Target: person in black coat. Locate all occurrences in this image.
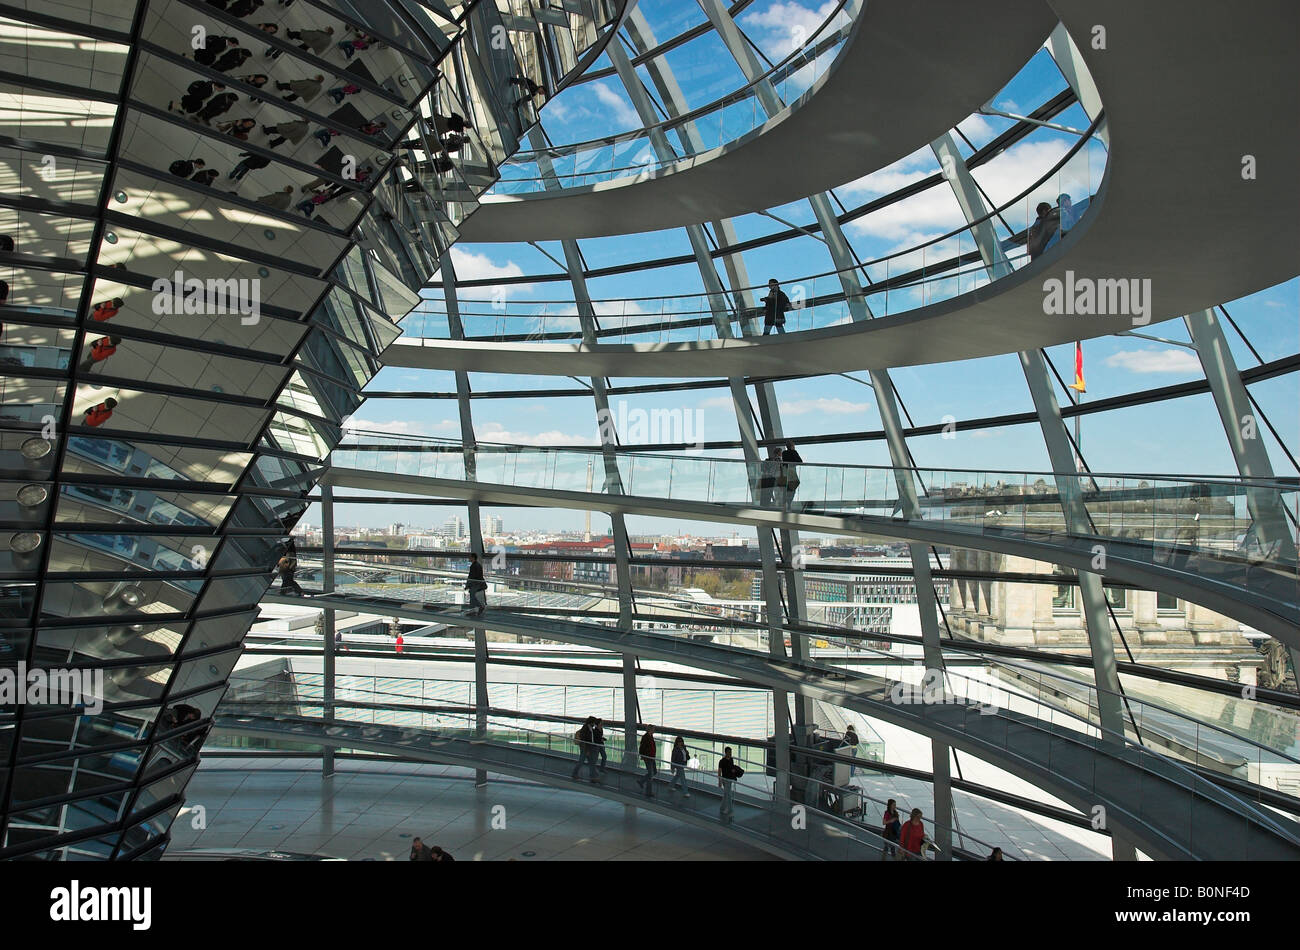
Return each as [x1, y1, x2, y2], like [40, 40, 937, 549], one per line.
[172, 79, 224, 115]
[465, 552, 487, 616]
[197, 92, 239, 123]
[169, 158, 206, 178]
[228, 151, 271, 181]
[195, 36, 238, 67]
[780, 439, 802, 508]
[761, 279, 791, 335]
[213, 46, 252, 72]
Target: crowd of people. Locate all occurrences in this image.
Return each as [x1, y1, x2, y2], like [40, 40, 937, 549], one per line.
[559, 721, 1006, 860]
[159, 3, 398, 219]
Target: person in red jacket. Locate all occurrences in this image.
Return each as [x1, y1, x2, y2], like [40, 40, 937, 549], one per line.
[91, 298, 123, 321]
[394, 633, 404, 654]
[83, 397, 117, 427]
[898, 808, 927, 860]
[80, 335, 120, 373]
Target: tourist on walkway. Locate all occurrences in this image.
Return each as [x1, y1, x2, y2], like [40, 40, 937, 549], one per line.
[838, 724, 859, 775]
[465, 552, 487, 616]
[592, 717, 607, 772]
[277, 552, 305, 595]
[1027, 202, 1059, 260]
[635, 726, 658, 797]
[758, 445, 784, 507]
[898, 807, 927, 860]
[781, 439, 802, 509]
[718, 746, 744, 818]
[881, 798, 901, 859]
[761, 279, 790, 335]
[670, 736, 691, 796]
[570, 716, 599, 782]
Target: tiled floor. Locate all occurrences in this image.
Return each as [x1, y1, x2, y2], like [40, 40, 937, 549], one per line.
[166, 758, 775, 861]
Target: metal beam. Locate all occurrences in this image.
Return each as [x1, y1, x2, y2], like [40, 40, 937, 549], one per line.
[932, 121, 1134, 858]
[1184, 307, 1300, 687]
[321, 482, 336, 778]
[441, 250, 490, 786]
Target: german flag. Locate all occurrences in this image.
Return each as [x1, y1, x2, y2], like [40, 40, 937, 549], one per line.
[1067, 341, 1086, 393]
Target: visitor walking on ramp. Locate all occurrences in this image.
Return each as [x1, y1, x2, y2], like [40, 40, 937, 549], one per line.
[465, 552, 487, 616]
[718, 746, 744, 818]
[761, 279, 790, 335]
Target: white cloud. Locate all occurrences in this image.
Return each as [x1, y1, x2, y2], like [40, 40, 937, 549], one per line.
[780, 397, 870, 415]
[343, 418, 457, 437]
[742, 1, 841, 57]
[590, 82, 639, 128]
[422, 249, 534, 313]
[1102, 348, 1202, 374]
[840, 138, 1076, 252]
[698, 395, 736, 411]
[475, 421, 599, 446]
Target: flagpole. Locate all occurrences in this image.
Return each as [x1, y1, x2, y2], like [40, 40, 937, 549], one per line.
[1075, 389, 1082, 470]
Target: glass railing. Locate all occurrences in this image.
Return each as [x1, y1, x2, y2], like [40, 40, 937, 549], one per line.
[216, 675, 1007, 859]
[245, 586, 1300, 797]
[488, 0, 858, 195]
[398, 114, 1107, 344]
[252, 584, 1300, 857]
[777, 623, 1300, 799]
[329, 435, 1299, 612]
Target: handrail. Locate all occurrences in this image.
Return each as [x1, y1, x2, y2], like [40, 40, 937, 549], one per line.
[258, 571, 1300, 780]
[782, 619, 1300, 771]
[333, 429, 1296, 492]
[262, 589, 1300, 857]
[218, 677, 1010, 858]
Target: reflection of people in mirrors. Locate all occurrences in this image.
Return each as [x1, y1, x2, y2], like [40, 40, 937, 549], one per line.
[212, 46, 252, 73]
[171, 79, 225, 116]
[79, 335, 120, 374]
[262, 119, 310, 149]
[169, 158, 206, 178]
[83, 397, 117, 427]
[217, 118, 256, 141]
[255, 185, 295, 211]
[194, 36, 238, 69]
[91, 298, 124, 322]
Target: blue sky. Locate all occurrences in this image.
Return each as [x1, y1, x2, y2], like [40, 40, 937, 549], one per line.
[327, 2, 1298, 532]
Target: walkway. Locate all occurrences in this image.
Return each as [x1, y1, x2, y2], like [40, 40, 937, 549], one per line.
[261, 590, 1300, 861]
